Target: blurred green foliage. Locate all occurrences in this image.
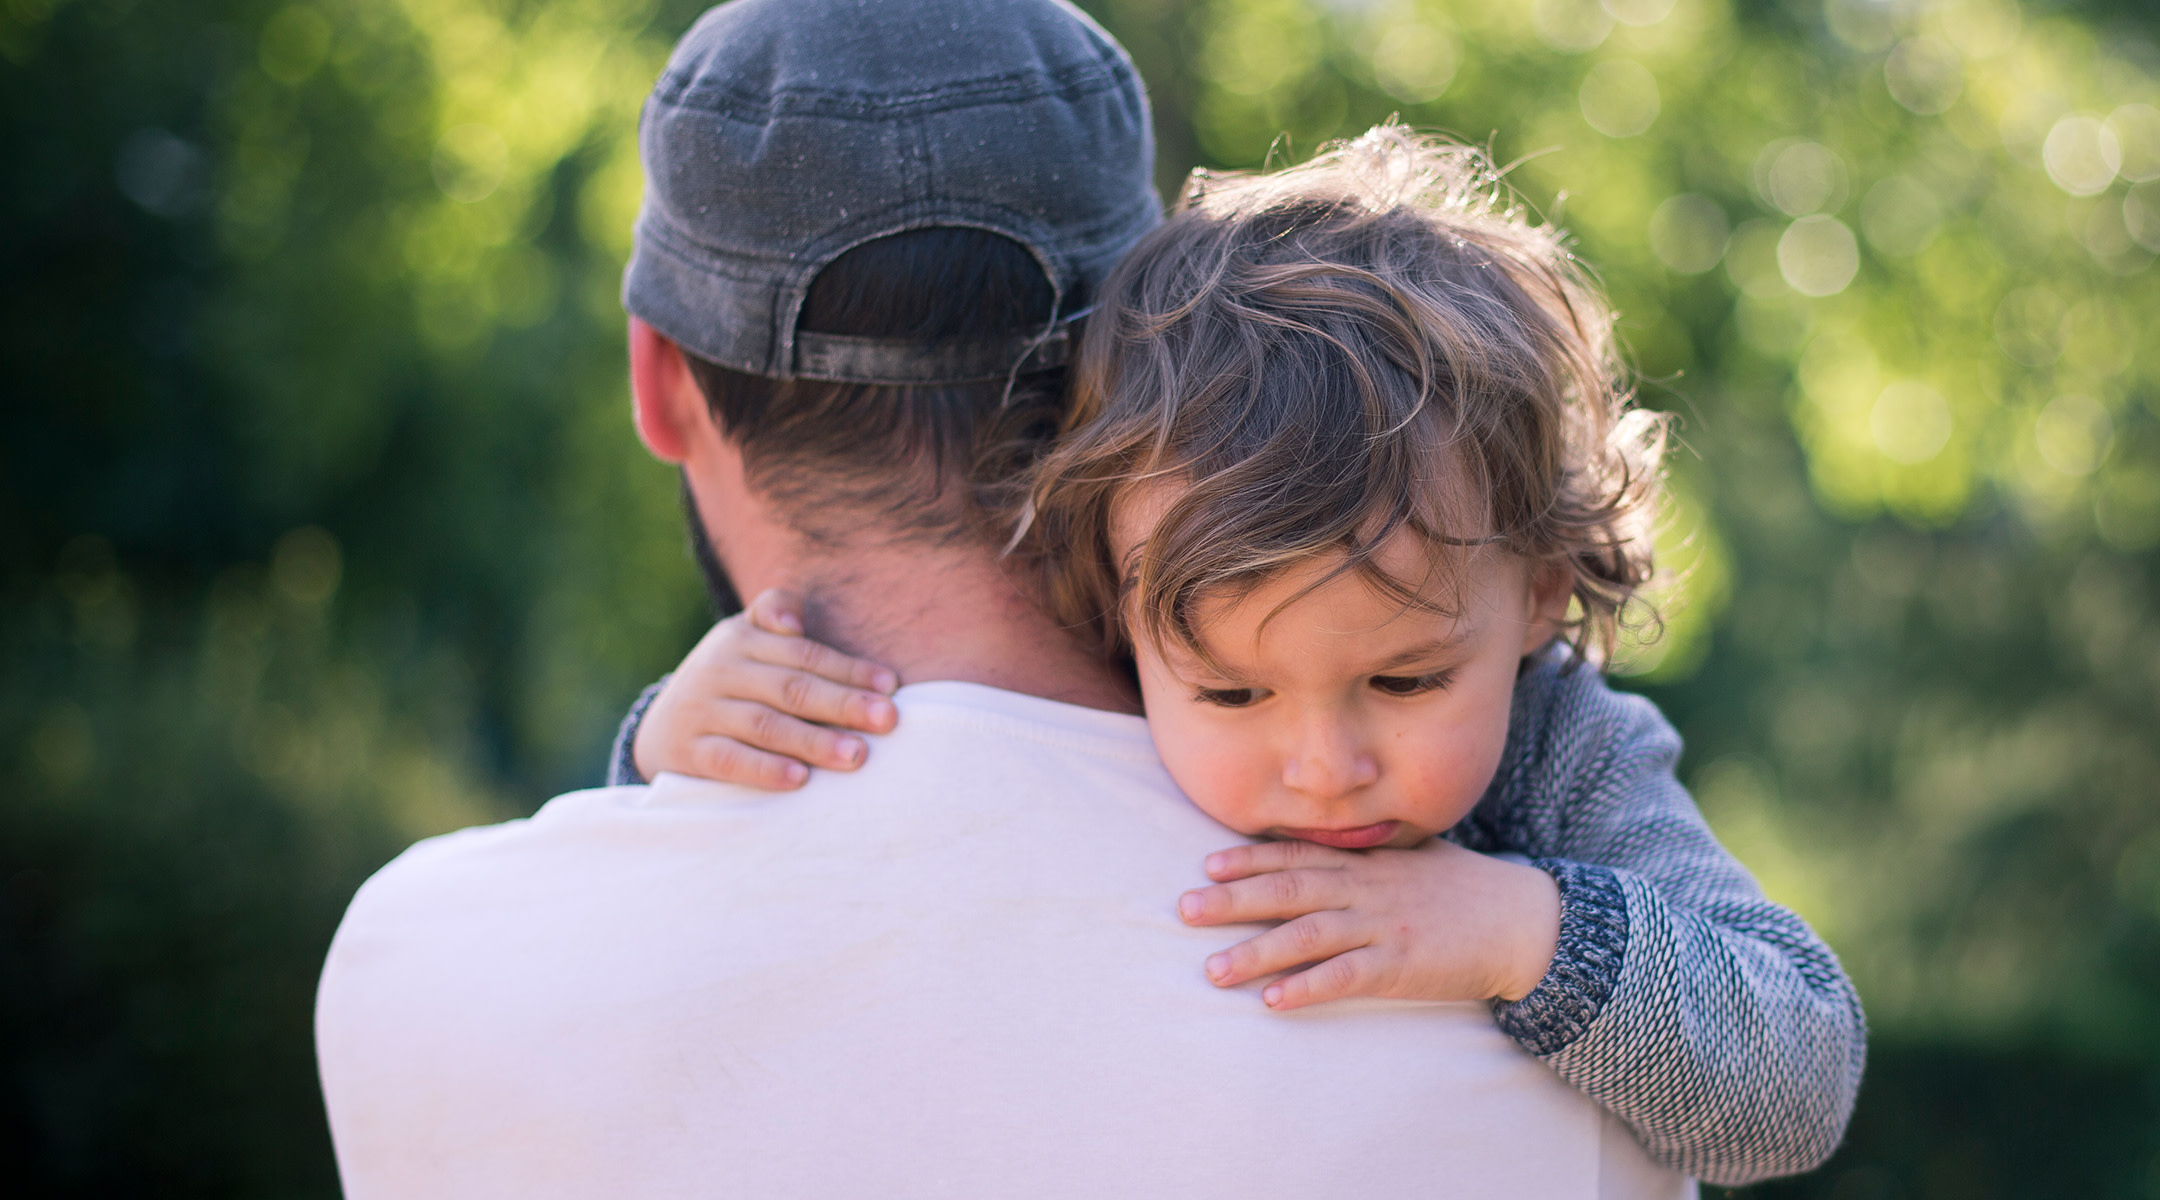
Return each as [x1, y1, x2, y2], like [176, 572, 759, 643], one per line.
[4, 0, 2159, 1195]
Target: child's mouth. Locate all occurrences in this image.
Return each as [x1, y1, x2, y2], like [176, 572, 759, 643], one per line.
[1277, 821, 1401, 850]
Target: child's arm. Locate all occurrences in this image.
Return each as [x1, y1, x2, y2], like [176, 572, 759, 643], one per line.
[1458, 659, 1863, 1185]
[605, 589, 899, 788]
[1182, 655, 1863, 1186]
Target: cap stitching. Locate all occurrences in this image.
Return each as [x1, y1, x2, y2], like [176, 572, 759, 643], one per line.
[656, 39, 1128, 95]
[655, 58, 1136, 120]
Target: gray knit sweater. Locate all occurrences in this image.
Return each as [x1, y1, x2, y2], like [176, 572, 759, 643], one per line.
[606, 648, 1865, 1185]
[1463, 648, 1864, 1184]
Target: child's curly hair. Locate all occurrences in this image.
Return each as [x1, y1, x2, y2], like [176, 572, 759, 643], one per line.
[1011, 125, 1665, 667]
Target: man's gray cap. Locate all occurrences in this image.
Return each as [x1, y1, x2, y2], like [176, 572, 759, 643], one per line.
[623, 0, 1161, 385]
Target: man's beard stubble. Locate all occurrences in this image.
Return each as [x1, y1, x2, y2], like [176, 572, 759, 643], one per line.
[681, 472, 744, 618]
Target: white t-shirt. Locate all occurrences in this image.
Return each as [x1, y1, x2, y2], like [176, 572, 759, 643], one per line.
[316, 681, 1690, 1199]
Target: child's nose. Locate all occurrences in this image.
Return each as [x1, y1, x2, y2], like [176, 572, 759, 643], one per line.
[1281, 725, 1379, 800]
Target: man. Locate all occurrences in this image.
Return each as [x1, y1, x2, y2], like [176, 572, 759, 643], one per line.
[314, 1, 1689, 1195]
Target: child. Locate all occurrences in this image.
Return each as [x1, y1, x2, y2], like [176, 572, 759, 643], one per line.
[609, 127, 1864, 1184]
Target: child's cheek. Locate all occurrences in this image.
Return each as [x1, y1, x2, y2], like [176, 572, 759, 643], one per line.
[1147, 707, 1273, 836]
[1129, 650, 1275, 836]
[1395, 683, 1515, 831]
[1399, 744, 1495, 833]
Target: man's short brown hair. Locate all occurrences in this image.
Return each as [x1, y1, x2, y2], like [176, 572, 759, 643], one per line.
[684, 227, 1065, 551]
[1017, 126, 1666, 666]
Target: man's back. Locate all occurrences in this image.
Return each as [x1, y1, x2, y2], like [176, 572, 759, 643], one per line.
[317, 682, 1687, 1198]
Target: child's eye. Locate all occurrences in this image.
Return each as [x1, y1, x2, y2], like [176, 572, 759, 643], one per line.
[1193, 686, 1262, 708]
[1369, 669, 1454, 697]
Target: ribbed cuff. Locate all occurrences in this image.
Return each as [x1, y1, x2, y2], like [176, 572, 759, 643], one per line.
[1491, 859, 1629, 1056]
[607, 676, 670, 787]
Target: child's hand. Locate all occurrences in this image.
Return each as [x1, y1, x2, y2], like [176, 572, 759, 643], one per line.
[1176, 838, 1562, 1011]
[632, 588, 899, 790]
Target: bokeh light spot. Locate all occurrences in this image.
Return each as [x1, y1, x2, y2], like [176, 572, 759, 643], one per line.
[1199, 5, 1314, 97]
[1760, 140, 1850, 217]
[114, 128, 209, 218]
[1649, 193, 1729, 274]
[2062, 299, 2137, 377]
[272, 526, 343, 606]
[1800, 329, 1881, 417]
[1532, 0, 1613, 53]
[1372, 23, 1456, 104]
[259, 5, 331, 85]
[2043, 116, 2122, 197]
[2034, 394, 2112, 477]
[32, 702, 94, 790]
[2126, 182, 2160, 252]
[2081, 200, 2152, 274]
[1725, 218, 1790, 298]
[1872, 382, 1954, 464]
[1940, 0, 2023, 60]
[1579, 59, 1659, 138]
[1825, 0, 1895, 53]
[2108, 104, 2160, 183]
[1600, 0, 1676, 27]
[1860, 175, 1942, 256]
[1778, 215, 1860, 297]
[1885, 37, 1963, 116]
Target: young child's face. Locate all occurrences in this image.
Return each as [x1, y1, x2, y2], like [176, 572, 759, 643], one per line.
[1114, 499, 1566, 850]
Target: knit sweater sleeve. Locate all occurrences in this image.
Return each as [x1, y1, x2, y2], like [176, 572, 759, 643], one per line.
[1453, 652, 1866, 1186]
[605, 676, 670, 787]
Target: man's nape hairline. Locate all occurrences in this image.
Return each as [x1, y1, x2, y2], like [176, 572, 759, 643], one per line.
[681, 226, 1067, 551]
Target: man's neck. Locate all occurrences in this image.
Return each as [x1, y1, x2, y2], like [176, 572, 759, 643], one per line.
[744, 538, 1141, 716]
[672, 425, 1137, 715]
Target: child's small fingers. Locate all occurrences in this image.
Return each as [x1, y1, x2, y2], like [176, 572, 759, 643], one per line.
[707, 697, 869, 770]
[773, 664, 889, 729]
[686, 735, 812, 791]
[1203, 838, 1349, 882]
[749, 628, 900, 699]
[744, 587, 806, 636]
[1201, 910, 1365, 988]
[731, 662, 894, 734]
[1178, 867, 1352, 927]
[1263, 946, 1392, 1011]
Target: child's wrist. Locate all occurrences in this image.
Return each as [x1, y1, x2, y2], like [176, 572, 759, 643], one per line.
[1489, 858, 1563, 1003]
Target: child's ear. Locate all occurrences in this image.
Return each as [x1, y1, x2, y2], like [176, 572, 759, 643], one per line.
[1521, 559, 1573, 655]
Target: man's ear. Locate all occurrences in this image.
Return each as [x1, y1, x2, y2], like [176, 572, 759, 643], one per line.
[629, 316, 705, 464]
[1521, 558, 1575, 656]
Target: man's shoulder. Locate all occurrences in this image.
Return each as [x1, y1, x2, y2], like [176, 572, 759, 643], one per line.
[390, 783, 640, 865]
[330, 786, 640, 942]
[321, 685, 1182, 1018]
[333, 683, 1174, 941]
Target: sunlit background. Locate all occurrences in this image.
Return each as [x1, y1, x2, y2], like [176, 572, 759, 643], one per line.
[5, 0, 2159, 1194]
